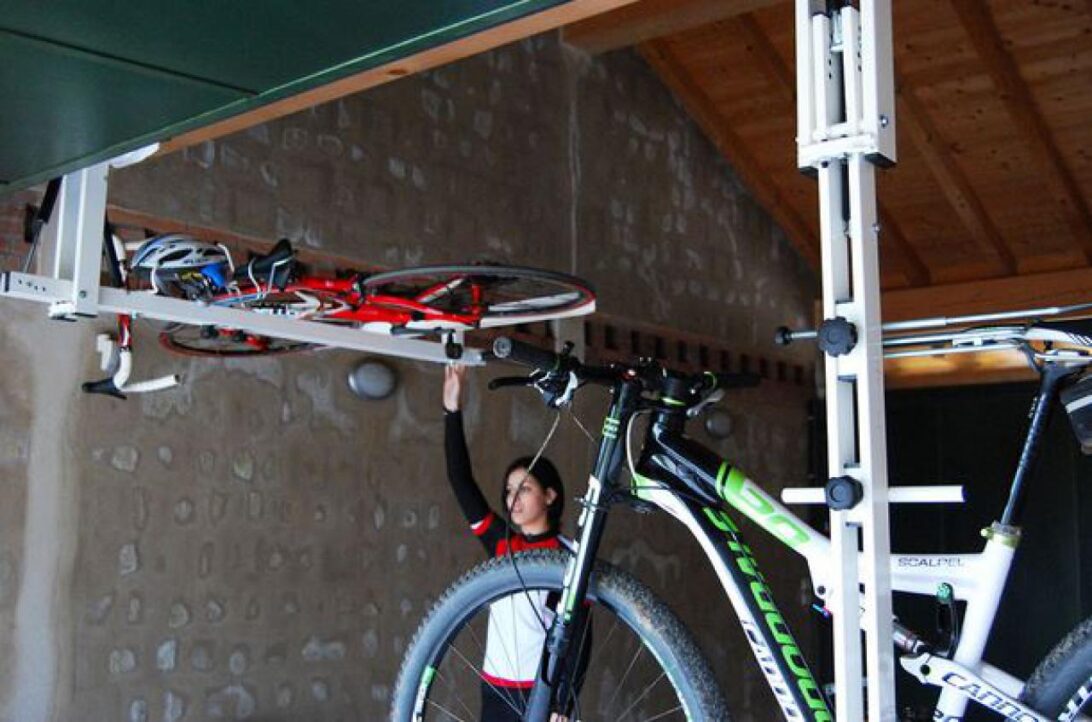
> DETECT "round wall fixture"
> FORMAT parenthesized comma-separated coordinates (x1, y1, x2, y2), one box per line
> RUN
(703, 407, 733, 440)
(348, 359, 398, 400)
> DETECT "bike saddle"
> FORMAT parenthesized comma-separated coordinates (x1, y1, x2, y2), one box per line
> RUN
(235, 238, 296, 288)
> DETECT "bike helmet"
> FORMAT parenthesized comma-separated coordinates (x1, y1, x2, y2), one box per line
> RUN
(131, 234, 229, 274)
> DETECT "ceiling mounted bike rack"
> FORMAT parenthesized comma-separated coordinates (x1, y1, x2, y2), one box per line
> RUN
(0, 155, 484, 366)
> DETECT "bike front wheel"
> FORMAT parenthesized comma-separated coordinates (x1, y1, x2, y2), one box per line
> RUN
(361, 264, 595, 329)
(391, 550, 728, 722)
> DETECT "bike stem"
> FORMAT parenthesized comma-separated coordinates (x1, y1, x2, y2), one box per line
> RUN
(522, 381, 640, 722)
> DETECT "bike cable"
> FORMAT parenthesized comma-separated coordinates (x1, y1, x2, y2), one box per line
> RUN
(503, 409, 563, 635)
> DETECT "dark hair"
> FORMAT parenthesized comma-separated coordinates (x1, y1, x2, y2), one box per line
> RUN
(501, 456, 565, 531)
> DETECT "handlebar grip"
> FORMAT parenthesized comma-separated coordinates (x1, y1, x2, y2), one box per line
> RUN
(82, 377, 127, 400)
(710, 372, 762, 390)
(488, 376, 534, 391)
(492, 337, 561, 372)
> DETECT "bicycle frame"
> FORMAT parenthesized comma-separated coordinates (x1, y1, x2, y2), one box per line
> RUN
(541, 365, 1076, 722)
(209, 276, 487, 329)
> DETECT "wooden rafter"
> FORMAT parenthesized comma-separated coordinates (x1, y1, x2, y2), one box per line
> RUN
(638, 38, 820, 267)
(562, 0, 784, 54)
(950, 0, 1092, 264)
(732, 13, 930, 286)
(896, 85, 1017, 276)
(882, 265, 1092, 321)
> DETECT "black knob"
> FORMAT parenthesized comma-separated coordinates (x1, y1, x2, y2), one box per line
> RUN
(817, 317, 857, 357)
(825, 475, 863, 510)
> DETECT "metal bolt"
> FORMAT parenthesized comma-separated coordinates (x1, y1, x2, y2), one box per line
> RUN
(79, 290, 87, 298)
(872, 222, 881, 235)
(879, 114, 889, 128)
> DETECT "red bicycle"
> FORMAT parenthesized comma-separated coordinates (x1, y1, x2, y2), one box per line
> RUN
(126, 234, 595, 357)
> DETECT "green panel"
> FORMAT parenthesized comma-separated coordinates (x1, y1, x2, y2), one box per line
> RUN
(0, 0, 567, 194)
(0, 32, 246, 187)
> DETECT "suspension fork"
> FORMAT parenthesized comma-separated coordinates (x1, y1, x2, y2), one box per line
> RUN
(522, 382, 640, 722)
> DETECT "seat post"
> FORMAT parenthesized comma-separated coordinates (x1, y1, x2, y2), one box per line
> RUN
(1000, 363, 1076, 526)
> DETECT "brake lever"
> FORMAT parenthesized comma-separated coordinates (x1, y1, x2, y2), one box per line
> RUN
(687, 388, 725, 418)
(488, 376, 535, 391)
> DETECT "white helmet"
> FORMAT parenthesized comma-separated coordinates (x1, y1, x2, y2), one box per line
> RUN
(131, 234, 229, 274)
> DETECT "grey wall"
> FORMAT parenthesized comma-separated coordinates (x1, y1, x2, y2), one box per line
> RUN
(0, 33, 818, 721)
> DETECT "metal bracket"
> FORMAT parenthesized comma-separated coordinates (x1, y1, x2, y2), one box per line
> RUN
(1, 158, 485, 366)
(797, 2, 896, 169)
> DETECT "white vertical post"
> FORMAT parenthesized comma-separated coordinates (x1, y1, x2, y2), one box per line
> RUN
(846, 154, 896, 722)
(796, 1, 897, 720)
(818, 161, 865, 722)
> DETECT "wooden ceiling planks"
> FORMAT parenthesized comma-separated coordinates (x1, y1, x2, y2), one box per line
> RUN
(565, 0, 1092, 311)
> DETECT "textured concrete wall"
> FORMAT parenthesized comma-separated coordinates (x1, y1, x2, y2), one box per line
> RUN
(0, 33, 819, 722)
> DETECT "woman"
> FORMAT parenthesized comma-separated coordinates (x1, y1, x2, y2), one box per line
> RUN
(442, 364, 572, 721)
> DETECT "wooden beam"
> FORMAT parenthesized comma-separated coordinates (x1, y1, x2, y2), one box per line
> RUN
(639, 38, 820, 267)
(884, 351, 1033, 389)
(950, 0, 1092, 264)
(732, 14, 931, 285)
(882, 265, 1092, 322)
(896, 85, 1017, 275)
(158, 0, 639, 155)
(563, 0, 785, 54)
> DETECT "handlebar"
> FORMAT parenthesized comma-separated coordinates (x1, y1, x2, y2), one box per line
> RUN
(491, 336, 760, 408)
(82, 330, 182, 400)
(493, 336, 563, 372)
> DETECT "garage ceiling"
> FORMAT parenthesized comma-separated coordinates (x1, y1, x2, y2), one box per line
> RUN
(565, 0, 1092, 317)
(0, 0, 634, 193)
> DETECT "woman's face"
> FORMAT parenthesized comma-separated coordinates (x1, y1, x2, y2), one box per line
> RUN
(504, 468, 557, 532)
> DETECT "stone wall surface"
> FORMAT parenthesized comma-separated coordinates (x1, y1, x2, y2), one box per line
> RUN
(0, 32, 818, 722)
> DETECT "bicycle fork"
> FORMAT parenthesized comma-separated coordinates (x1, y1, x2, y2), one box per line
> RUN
(522, 385, 638, 722)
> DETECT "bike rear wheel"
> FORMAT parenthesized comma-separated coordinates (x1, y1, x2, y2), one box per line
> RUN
(1022, 615, 1092, 721)
(362, 265, 595, 328)
(157, 287, 352, 356)
(159, 323, 315, 356)
(391, 550, 728, 722)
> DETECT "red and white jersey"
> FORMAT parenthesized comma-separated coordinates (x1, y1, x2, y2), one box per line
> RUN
(472, 512, 574, 686)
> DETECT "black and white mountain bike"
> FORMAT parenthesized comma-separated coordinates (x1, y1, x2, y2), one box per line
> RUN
(392, 306, 1092, 722)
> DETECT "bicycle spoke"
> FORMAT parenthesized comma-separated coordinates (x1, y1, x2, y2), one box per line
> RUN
(615, 669, 667, 721)
(642, 702, 685, 721)
(446, 642, 525, 718)
(425, 698, 472, 722)
(487, 597, 528, 711)
(602, 636, 646, 712)
(432, 667, 477, 722)
(585, 614, 622, 671)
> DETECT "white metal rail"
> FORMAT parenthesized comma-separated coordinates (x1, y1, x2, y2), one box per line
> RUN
(796, 1, 897, 719)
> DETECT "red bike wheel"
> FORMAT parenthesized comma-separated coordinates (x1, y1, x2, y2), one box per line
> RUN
(360, 264, 595, 328)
